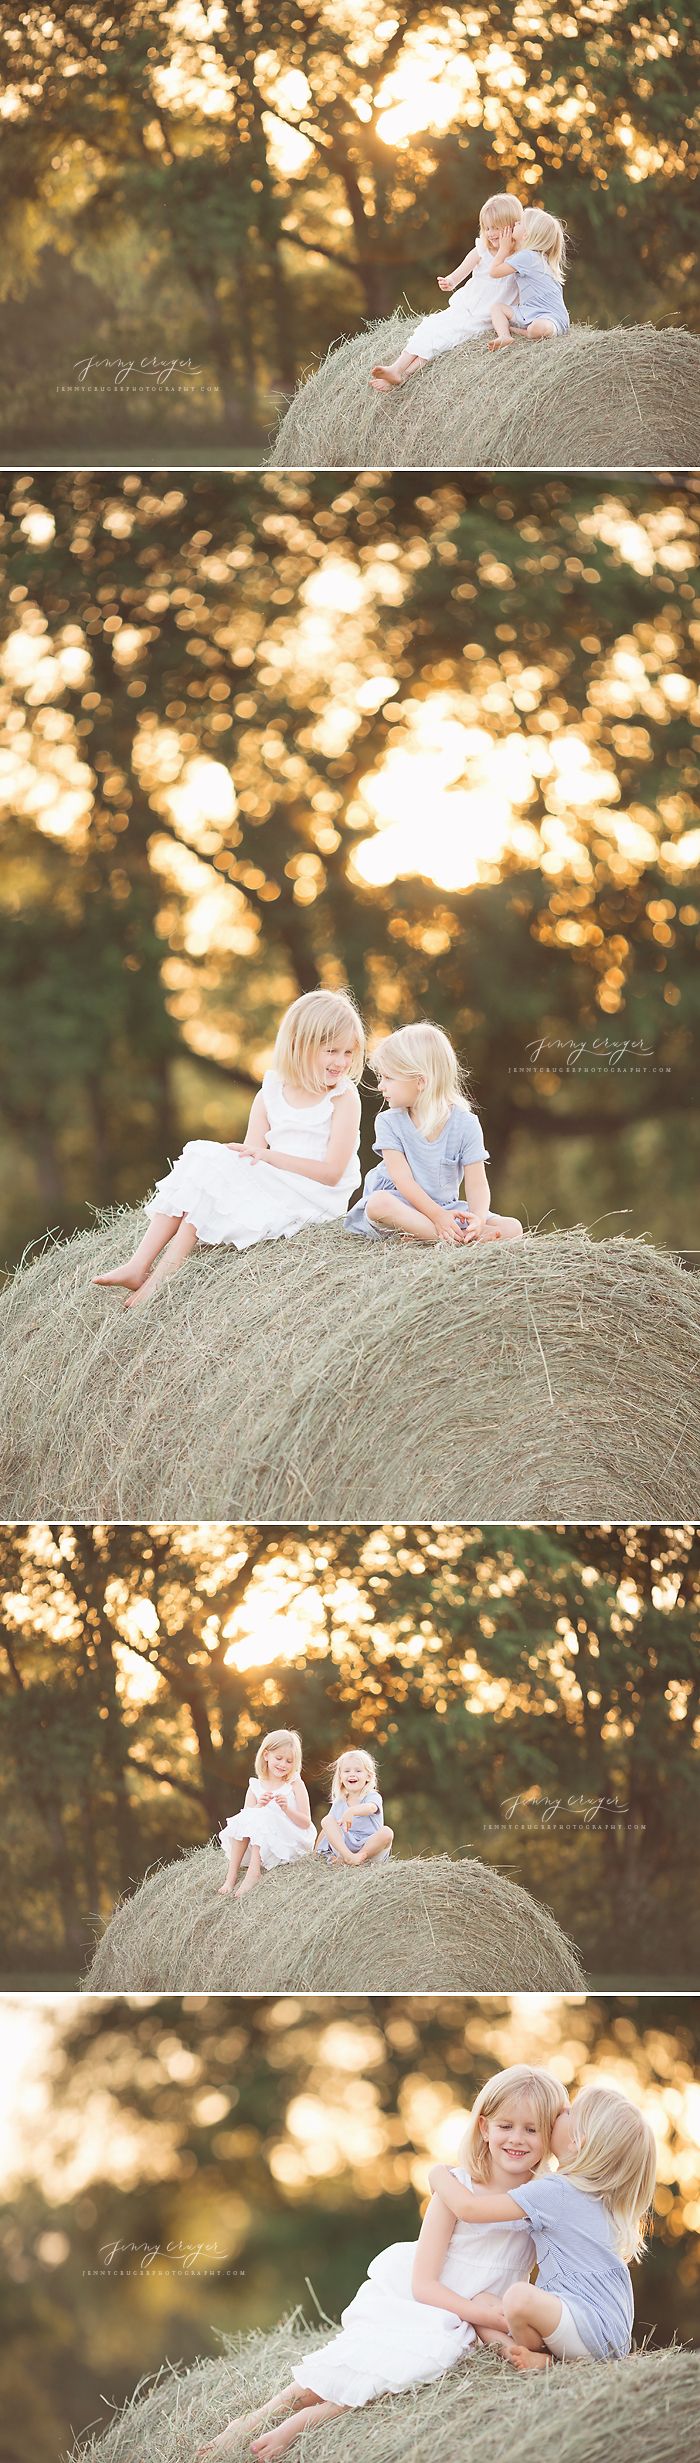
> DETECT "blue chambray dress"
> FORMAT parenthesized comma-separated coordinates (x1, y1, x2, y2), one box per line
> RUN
(345, 1101, 489, 1239)
(515, 2173, 634, 2358)
(509, 248, 570, 333)
(317, 1792, 390, 1860)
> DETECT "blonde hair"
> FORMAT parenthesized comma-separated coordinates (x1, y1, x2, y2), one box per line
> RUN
(519, 206, 567, 283)
(558, 2086, 657, 2262)
(371, 1021, 472, 1139)
(459, 2065, 569, 2184)
(479, 190, 522, 236)
(255, 1728, 303, 1781)
(273, 987, 365, 1093)
(331, 1747, 378, 1801)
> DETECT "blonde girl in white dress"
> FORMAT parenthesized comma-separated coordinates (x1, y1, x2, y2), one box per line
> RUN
(218, 1730, 316, 1902)
(370, 191, 522, 392)
(197, 2064, 568, 2460)
(94, 987, 364, 1310)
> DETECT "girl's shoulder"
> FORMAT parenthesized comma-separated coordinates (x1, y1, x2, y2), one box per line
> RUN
(332, 1075, 361, 1110)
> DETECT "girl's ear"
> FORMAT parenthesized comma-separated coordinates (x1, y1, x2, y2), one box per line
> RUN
(478, 2114, 490, 2140)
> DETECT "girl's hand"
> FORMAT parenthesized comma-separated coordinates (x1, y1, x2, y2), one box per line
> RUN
(226, 1139, 268, 1162)
(458, 1213, 489, 1245)
(438, 273, 456, 291)
(433, 1210, 465, 1246)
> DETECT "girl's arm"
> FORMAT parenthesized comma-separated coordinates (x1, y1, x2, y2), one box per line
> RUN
(277, 1778, 314, 1831)
(264, 1084, 361, 1186)
(226, 1089, 270, 1158)
(438, 245, 478, 290)
(411, 2194, 506, 2328)
(378, 1145, 461, 1235)
(488, 233, 517, 277)
(428, 2165, 524, 2224)
(459, 1160, 491, 1233)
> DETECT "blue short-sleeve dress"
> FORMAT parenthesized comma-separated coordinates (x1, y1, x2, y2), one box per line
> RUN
(345, 1103, 489, 1239)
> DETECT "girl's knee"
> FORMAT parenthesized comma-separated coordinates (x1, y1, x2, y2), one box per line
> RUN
(502, 2281, 530, 2318)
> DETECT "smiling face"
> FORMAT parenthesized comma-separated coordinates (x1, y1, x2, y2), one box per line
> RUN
(321, 1038, 355, 1087)
(338, 1755, 372, 1798)
(265, 1743, 296, 1784)
(479, 2096, 547, 2183)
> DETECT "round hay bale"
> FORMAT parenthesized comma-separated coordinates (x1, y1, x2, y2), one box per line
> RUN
(267, 317, 700, 469)
(69, 2318, 700, 2463)
(81, 1848, 586, 1995)
(0, 1218, 698, 1522)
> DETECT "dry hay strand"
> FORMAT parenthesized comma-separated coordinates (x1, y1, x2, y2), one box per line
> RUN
(267, 316, 700, 470)
(1, 1216, 698, 1522)
(81, 1846, 586, 1995)
(68, 2316, 700, 2463)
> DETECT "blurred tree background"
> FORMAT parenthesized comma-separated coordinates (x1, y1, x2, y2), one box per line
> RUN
(0, 1, 696, 458)
(1, 1521, 698, 1989)
(0, 469, 698, 1268)
(0, 1992, 698, 2463)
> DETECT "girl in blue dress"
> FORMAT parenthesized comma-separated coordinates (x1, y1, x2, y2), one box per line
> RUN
(346, 1021, 522, 1249)
(428, 2083, 657, 2370)
(316, 1748, 394, 1867)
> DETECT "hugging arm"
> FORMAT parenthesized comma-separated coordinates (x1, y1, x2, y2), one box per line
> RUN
(428, 2166, 524, 2224)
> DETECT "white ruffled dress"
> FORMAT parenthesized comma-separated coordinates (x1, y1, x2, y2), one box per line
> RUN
(145, 1069, 360, 1250)
(292, 2168, 535, 2407)
(219, 1776, 317, 1871)
(410, 238, 519, 360)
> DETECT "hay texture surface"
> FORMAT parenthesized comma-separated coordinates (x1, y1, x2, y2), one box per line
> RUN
(69, 2316, 700, 2463)
(267, 318, 700, 469)
(1, 1218, 698, 1522)
(82, 1847, 586, 1995)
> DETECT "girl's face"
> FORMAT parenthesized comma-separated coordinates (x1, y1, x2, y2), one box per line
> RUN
(377, 1066, 423, 1112)
(551, 2105, 574, 2161)
(265, 1744, 296, 1783)
(339, 1757, 370, 1795)
(480, 2097, 547, 2179)
(482, 220, 507, 254)
(320, 1039, 356, 1087)
(511, 214, 527, 247)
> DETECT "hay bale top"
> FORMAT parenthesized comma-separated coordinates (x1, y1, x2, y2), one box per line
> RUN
(0, 1218, 698, 1523)
(267, 318, 700, 469)
(69, 2316, 700, 2463)
(82, 1845, 586, 1996)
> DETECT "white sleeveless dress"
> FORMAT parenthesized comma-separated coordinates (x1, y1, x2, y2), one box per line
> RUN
(292, 2168, 535, 2407)
(145, 1070, 360, 1249)
(219, 1776, 317, 1870)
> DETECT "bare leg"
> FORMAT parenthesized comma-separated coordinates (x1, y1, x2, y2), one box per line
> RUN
(370, 351, 427, 391)
(124, 1216, 198, 1308)
(366, 1191, 443, 1244)
(234, 1843, 263, 1898)
(501, 2282, 562, 2361)
(489, 303, 521, 351)
(196, 2381, 301, 2458)
(218, 1837, 249, 1895)
(522, 317, 558, 341)
(355, 1825, 394, 1863)
(252, 2401, 348, 2458)
(94, 1211, 183, 1290)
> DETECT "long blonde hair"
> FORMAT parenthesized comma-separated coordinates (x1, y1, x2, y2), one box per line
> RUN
(255, 1728, 302, 1781)
(479, 190, 522, 238)
(558, 2086, 657, 2261)
(371, 1021, 473, 1139)
(331, 1747, 378, 1802)
(273, 987, 365, 1093)
(519, 206, 567, 284)
(459, 2065, 569, 2184)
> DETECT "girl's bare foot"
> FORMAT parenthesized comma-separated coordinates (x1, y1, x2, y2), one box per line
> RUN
(196, 2420, 248, 2458)
(488, 335, 514, 350)
(504, 2343, 552, 2371)
(93, 1265, 143, 1290)
(218, 1883, 236, 1897)
(370, 365, 403, 389)
(234, 1869, 260, 1899)
(123, 1280, 158, 1310)
(251, 2422, 306, 2459)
